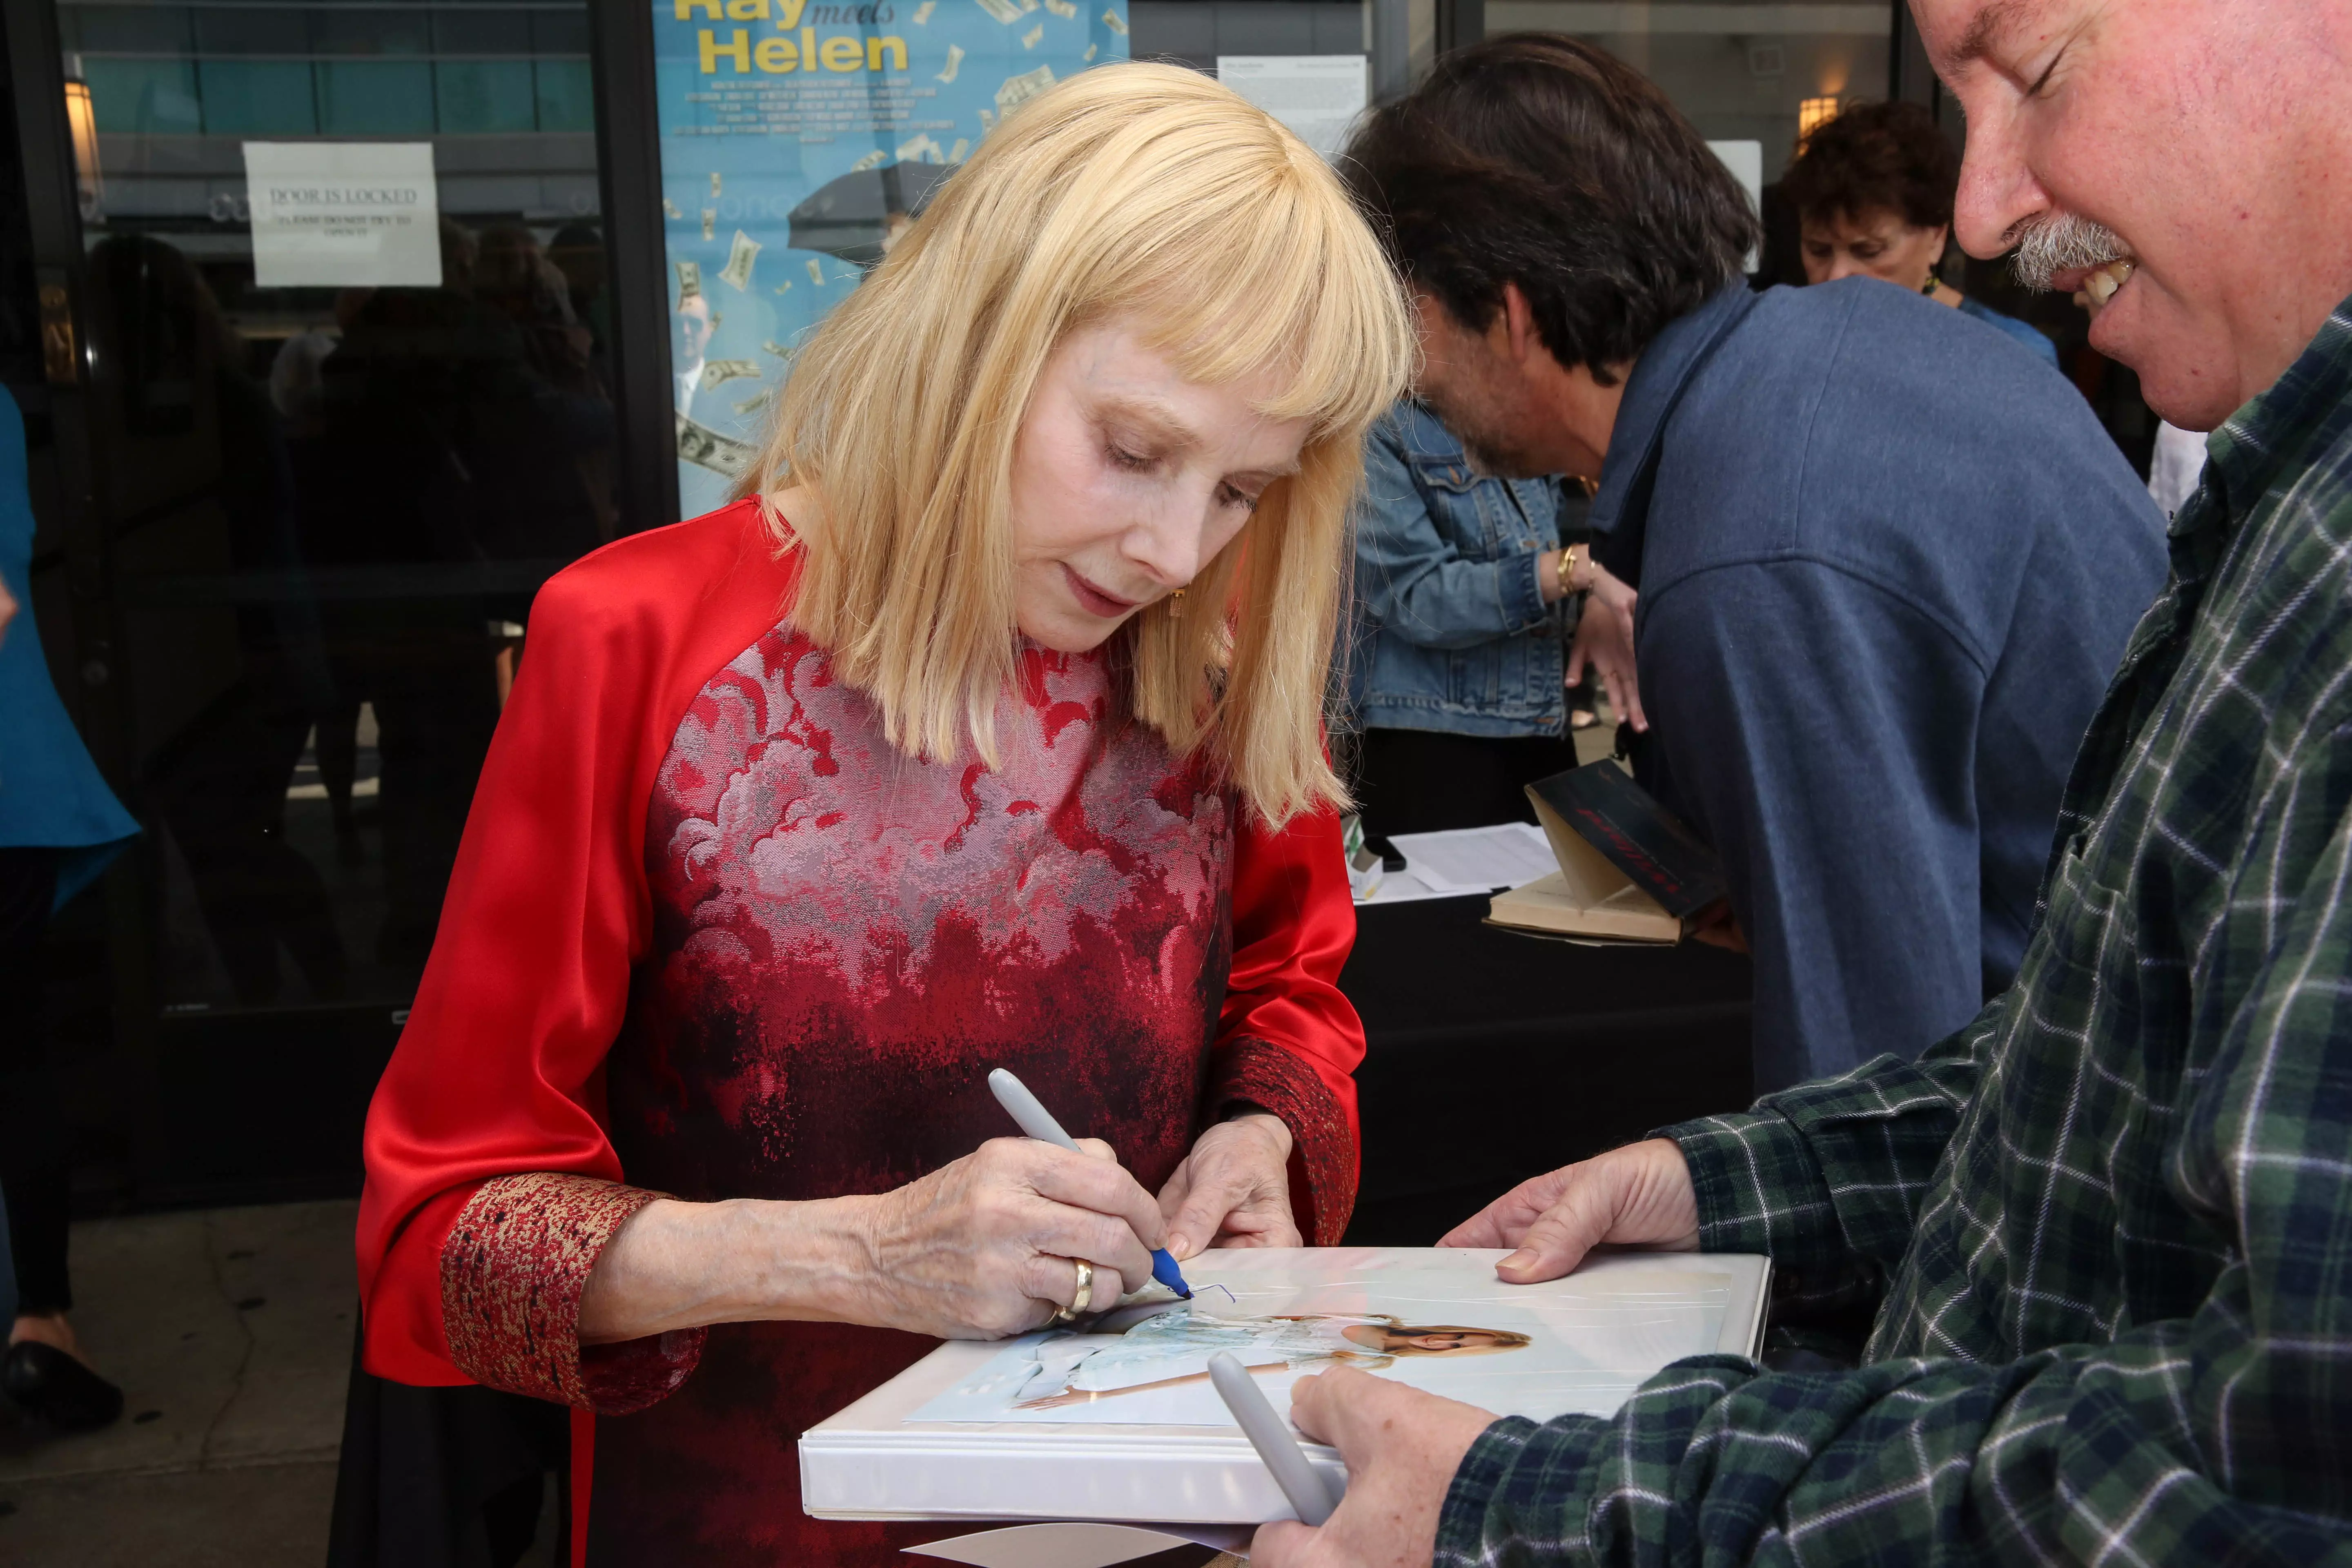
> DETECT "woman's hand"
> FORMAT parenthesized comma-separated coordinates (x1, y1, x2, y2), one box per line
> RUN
(1157, 1112, 1298, 1260)
(859, 1136, 1167, 1338)
(1567, 561, 1645, 732)
(579, 1136, 1167, 1345)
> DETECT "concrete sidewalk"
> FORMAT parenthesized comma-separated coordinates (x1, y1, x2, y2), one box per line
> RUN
(0, 1200, 357, 1567)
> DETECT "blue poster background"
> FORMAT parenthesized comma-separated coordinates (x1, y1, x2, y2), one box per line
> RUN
(653, 0, 1131, 516)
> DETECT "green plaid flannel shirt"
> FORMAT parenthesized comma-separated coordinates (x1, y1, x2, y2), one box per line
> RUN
(1439, 301, 2352, 1567)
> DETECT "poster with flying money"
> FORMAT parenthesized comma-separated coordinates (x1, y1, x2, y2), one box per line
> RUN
(652, 0, 1129, 512)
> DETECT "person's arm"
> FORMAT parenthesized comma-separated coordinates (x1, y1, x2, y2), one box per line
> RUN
(1565, 558, 1644, 730)
(1426, 792, 2352, 1567)
(1158, 801, 1366, 1254)
(355, 556, 715, 1413)
(1445, 1000, 1991, 1301)
(1354, 426, 1564, 652)
(1265, 782, 2352, 1568)
(1640, 559, 1993, 1089)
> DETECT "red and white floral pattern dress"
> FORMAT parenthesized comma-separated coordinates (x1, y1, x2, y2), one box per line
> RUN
(356, 501, 1365, 1565)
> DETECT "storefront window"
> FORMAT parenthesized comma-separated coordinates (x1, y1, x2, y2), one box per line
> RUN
(54, 0, 625, 1014)
(1491, 1, 1889, 180)
(1129, 1, 1368, 72)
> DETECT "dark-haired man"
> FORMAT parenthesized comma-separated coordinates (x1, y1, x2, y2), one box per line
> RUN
(1255, 5, 2352, 1566)
(1345, 34, 2163, 1095)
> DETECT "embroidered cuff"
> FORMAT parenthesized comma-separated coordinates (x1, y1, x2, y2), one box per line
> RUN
(441, 1172, 706, 1414)
(1207, 1038, 1358, 1245)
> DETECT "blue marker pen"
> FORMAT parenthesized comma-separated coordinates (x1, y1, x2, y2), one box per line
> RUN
(986, 1067, 1193, 1300)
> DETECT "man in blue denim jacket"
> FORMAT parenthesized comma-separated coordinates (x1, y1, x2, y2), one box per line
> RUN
(1349, 403, 1635, 834)
(1346, 35, 2168, 1091)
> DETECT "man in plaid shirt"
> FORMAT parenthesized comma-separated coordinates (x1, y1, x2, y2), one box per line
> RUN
(1255, 0, 2352, 1563)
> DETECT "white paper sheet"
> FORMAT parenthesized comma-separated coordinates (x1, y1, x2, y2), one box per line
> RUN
(1216, 56, 1367, 161)
(1387, 823, 1559, 895)
(1349, 864, 1477, 906)
(243, 142, 441, 288)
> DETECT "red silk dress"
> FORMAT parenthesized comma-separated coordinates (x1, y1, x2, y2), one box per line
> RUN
(354, 500, 1365, 1566)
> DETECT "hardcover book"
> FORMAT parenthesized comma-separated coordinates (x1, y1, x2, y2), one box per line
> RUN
(1488, 763, 1729, 944)
(800, 1247, 1770, 1526)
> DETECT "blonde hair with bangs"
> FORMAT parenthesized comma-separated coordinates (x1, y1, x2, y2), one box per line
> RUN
(744, 61, 1414, 826)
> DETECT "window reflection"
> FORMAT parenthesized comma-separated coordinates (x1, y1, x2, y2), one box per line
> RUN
(1486, 2, 1889, 175)
(64, 0, 622, 1011)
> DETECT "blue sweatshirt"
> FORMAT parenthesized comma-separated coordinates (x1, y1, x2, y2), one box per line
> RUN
(1595, 280, 2167, 1091)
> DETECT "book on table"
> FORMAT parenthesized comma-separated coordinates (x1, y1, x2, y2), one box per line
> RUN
(798, 1245, 1770, 1527)
(1487, 762, 1728, 944)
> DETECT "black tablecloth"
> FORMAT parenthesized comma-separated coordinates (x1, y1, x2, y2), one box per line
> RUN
(1338, 893, 1755, 1245)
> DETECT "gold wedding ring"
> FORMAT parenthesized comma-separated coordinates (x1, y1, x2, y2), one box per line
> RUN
(1049, 1258, 1095, 1326)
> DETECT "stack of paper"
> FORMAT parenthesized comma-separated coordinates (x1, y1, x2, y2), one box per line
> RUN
(1384, 823, 1560, 896)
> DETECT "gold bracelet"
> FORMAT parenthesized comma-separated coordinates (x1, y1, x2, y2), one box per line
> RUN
(1559, 543, 1583, 596)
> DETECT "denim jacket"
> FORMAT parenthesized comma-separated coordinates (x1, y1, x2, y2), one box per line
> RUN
(1346, 402, 1570, 737)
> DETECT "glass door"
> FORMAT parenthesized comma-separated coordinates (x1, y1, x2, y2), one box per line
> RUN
(22, 0, 643, 1195)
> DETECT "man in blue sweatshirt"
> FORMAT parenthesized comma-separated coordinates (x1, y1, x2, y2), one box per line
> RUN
(1344, 35, 2167, 1093)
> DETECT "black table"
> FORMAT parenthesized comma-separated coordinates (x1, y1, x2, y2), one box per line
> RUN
(1337, 893, 1755, 1245)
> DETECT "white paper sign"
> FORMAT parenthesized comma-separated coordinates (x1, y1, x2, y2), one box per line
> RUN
(1707, 139, 1764, 272)
(1705, 139, 1764, 211)
(1217, 56, 1368, 162)
(243, 142, 441, 288)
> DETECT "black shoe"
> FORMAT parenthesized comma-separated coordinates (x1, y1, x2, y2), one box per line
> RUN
(2, 1341, 125, 1432)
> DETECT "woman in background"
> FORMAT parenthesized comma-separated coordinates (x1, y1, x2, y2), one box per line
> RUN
(1346, 402, 1640, 837)
(1782, 99, 2060, 370)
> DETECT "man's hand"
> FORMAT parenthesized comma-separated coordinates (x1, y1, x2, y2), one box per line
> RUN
(1248, 1366, 1496, 1568)
(1567, 560, 1644, 731)
(1157, 1112, 1298, 1260)
(1441, 1137, 1698, 1283)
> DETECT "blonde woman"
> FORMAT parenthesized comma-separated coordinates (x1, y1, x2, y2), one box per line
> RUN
(352, 63, 1414, 1564)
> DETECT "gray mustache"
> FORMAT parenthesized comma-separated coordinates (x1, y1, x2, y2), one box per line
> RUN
(2009, 212, 2129, 291)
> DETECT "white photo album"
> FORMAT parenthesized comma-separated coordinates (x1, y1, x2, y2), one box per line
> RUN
(801, 1247, 1770, 1526)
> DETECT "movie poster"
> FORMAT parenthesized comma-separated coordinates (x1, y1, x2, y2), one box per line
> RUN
(653, 0, 1131, 516)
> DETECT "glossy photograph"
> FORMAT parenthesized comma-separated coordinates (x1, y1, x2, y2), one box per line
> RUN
(909, 1249, 1737, 1427)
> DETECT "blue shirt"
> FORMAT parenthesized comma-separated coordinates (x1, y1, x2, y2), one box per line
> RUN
(0, 385, 137, 908)
(1348, 403, 1571, 737)
(1957, 293, 2060, 369)
(1594, 280, 2167, 1090)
